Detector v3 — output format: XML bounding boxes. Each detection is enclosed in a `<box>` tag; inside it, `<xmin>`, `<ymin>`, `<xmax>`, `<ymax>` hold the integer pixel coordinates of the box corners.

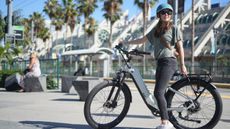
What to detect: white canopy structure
<box><xmin>62</xmin><ymin>47</ymin><xmax>114</xmax><ymax>77</ymax></box>
<box><xmin>62</xmin><ymin>47</ymin><xmax>113</xmax><ymax>56</ymax></box>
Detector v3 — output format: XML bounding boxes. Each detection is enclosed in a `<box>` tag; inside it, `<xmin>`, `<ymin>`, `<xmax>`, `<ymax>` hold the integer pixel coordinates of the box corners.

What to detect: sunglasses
<box><xmin>160</xmin><ymin>9</ymin><xmax>173</xmax><ymax>15</ymax></box>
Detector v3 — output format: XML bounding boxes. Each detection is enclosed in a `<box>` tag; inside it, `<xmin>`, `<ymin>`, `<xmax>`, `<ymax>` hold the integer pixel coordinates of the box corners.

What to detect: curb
<box><xmin>103</xmin><ymin>77</ymin><xmax>230</xmax><ymax>89</ymax></box>
<box><xmin>212</xmin><ymin>82</ymin><xmax>230</xmax><ymax>89</ymax></box>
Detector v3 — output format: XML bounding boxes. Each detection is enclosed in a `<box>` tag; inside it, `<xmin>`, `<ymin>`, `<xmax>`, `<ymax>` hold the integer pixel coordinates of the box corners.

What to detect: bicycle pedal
<box><xmin>151</xmin><ymin>109</ymin><xmax>160</xmax><ymax>117</ymax></box>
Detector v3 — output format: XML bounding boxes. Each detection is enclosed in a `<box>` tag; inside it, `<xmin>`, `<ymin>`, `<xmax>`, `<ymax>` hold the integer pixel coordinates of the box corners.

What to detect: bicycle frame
<box><xmin>123</xmin><ymin>64</ymin><xmax>159</xmax><ymax>109</ymax></box>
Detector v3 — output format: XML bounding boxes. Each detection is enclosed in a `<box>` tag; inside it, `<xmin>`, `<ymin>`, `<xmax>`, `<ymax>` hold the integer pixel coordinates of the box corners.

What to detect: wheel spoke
<box><xmin>168</xmin><ymin>81</ymin><xmax>221</xmax><ymax>129</ymax></box>
<box><xmin>85</xmin><ymin>82</ymin><xmax>130</xmax><ymax>128</ymax></box>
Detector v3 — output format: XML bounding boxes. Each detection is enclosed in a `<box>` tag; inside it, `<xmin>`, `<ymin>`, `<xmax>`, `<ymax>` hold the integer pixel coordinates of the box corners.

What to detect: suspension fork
<box><xmin>106</xmin><ymin>72</ymin><xmax>126</xmax><ymax>104</ymax></box>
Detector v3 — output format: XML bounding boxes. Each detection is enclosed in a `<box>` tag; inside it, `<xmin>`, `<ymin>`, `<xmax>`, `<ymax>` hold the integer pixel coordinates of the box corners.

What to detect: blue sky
<box><xmin>0</xmin><ymin>0</ymin><xmax>229</xmax><ymax>23</ymax></box>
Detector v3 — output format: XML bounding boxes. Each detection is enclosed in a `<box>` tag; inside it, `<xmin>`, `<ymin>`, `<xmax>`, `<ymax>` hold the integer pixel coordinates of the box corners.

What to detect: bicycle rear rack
<box><xmin>187</xmin><ymin>74</ymin><xmax>212</xmax><ymax>83</ymax></box>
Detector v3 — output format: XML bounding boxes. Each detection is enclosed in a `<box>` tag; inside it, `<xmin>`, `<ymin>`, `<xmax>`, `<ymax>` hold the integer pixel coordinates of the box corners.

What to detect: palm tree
<box><xmin>85</xmin><ymin>17</ymin><xmax>98</xmax><ymax>36</ymax></box>
<box><xmin>46</xmin><ymin>2</ymin><xmax>64</xmax><ymax>46</ymax></box>
<box><xmin>102</xmin><ymin>0</ymin><xmax>123</xmax><ymax>48</ymax></box>
<box><xmin>37</xmin><ymin>27</ymin><xmax>51</xmax><ymax>51</ymax></box>
<box><xmin>134</xmin><ymin>0</ymin><xmax>157</xmax><ymax>35</ymax></box>
<box><xmin>62</xmin><ymin>0</ymin><xmax>78</xmax><ymax>46</ymax></box>
<box><xmin>29</xmin><ymin>12</ymin><xmax>46</xmax><ymax>40</ymax></box>
<box><xmin>21</xmin><ymin>18</ymin><xmax>32</xmax><ymax>47</ymax></box>
<box><xmin>77</xmin><ymin>0</ymin><xmax>98</xmax><ymax>48</ymax></box>
<box><xmin>37</xmin><ymin>27</ymin><xmax>51</xmax><ymax>42</ymax></box>
<box><xmin>44</xmin><ymin>0</ymin><xmax>64</xmax><ymax>44</ymax></box>
<box><xmin>85</xmin><ymin>17</ymin><xmax>98</xmax><ymax>46</ymax></box>
<box><xmin>29</xmin><ymin>12</ymin><xmax>52</xmax><ymax>54</ymax></box>
<box><xmin>44</xmin><ymin>0</ymin><xmax>59</xmax><ymax>52</ymax></box>
<box><xmin>0</xmin><ymin>42</ymin><xmax>21</xmax><ymax>66</ymax></box>
<box><xmin>44</xmin><ymin>0</ymin><xmax>58</xmax><ymax>20</ymax></box>
<box><xmin>53</xmin><ymin>4</ymin><xmax>64</xmax><ymax>44</ymax></box>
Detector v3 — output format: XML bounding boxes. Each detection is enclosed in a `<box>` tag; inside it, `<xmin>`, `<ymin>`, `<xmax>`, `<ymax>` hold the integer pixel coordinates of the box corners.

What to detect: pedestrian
<box><xmin>19</xmin><ymin>52</ymin><xmax>41</xmax><ymax>92</ymax></box>
<box><xmin>120</xmin><ymin>3</ymin><xmax>187</xmax><ymax>129</ymax></box>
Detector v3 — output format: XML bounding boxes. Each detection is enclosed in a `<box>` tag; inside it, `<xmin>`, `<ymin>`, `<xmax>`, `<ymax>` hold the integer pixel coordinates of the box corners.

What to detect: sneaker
<box><xmin>156</xmin><ymin>122</ymin><xmax>174</xmax><ymax>129</ymax></box>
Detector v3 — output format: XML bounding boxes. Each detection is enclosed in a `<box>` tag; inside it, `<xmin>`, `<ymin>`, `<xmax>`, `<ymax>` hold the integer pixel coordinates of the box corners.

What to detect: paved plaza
<box><xmin>0</xmin><ymin>82</ymin><xmax>230</xmax><ymax>129</ymax></box>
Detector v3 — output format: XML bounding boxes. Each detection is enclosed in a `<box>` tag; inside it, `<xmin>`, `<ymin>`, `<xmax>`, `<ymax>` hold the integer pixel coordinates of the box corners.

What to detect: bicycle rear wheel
<box><xmin>166</xmin><ymin>78</ymin><xmax>223</xmax><ymax>129</ymax></box>
<box><xmin>84</xmin><ymin>81</ymin><xmax>131</xmax><ymax>129</ymax></box>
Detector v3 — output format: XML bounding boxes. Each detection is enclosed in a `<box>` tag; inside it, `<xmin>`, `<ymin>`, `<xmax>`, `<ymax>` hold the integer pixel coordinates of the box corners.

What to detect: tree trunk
<box><xmin>65</xmin><ymin>23</ymin><xmax>68</xmax><ymax>47</ymax></box>
<box><xmin>109</xmin><ymin>22</ymin><xmax>113</xmax><ymax>48</ymax></box>
<box><xmin>142</xmin><ymin>0</ymin><xmax>148</xmax><ymax>76</ymax></box>
<box><xmin>84</xmin><ymin>17</ymin><xmax>89</xmax><ymax>48</ymax></box>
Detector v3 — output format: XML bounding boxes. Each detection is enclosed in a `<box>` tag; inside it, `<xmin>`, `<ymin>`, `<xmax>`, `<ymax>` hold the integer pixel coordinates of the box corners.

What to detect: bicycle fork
<box><xmin>105</xmin><ymin>71</ymin><xmax>126</xmax><ymax>108</ymax></box>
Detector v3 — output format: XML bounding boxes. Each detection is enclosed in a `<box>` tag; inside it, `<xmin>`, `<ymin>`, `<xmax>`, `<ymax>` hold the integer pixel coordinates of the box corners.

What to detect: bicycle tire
<box><xmin>166</xmin><ymin>77</ymin><xmax>223</xmax><ymax>129</ymax></box>
<box><xmin>84</xmin><ymin>80</ymin><xmax>131</xmax><ymax>129</ymax></box>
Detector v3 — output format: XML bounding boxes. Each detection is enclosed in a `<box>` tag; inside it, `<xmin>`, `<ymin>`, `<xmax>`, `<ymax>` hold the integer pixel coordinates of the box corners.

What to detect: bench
<box><xmin>61</xmin><ymin>75</ymin><xmax>78</xmax><ymax>93</ymax></box>
<box><xmin>24</xmin><ymin>75</ymin><xmax>47</xmax><ymax>92</ymax></box>
<box><xmin>72</xmin><ymin>77</ymin><xmax>103</xmax><ymax>101</ymax></box>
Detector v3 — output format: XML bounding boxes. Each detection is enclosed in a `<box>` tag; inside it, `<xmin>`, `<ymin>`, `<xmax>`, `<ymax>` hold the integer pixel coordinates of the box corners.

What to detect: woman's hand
<box><xmin>172</xmin><ymin>48</ymin><xmax>179</xmax><ymax>57</ymax></box>
<box><xmin>180</xmin><ymin>65</ymin><xmax>188</xmax><ymax>75</ymax></box>
<box><xmin>118</xmin><ymin>39</ymin><xmax>125</xmax><ymax>45</ymax></box>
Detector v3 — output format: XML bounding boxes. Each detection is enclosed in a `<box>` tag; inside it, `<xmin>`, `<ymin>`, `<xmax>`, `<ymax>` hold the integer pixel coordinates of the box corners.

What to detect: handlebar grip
<box><xmin>138</xmin><ymin>51</ymin><xmax>151</xmax><ymax>55</ymax></box>
<box><xmin>131</xmin><ymin>49</ymin><xmax>150</xmax><ymax>55</ymax></box>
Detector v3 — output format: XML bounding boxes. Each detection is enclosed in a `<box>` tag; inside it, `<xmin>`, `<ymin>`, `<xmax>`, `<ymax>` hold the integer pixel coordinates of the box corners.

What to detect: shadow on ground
<box><xmin>52</xmin><ymin>98</ymin><xmax>80</xmax><ymax>102</ymax></box>
<box><xmin>20</xmin><ymin>121</ymin><xmax>153</xmax><ymax>129</ymax></box>
<box><xmin>220</xmin><ymin>118</ymin><xmax>230</xmax><ymax>123</ymax></box>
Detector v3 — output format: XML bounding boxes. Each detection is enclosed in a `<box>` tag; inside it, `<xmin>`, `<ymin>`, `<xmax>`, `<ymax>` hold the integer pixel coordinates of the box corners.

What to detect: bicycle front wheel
<box><xmin>166</xmin><ymin>78</ymin><xmax>223</xmax><ymax>129</ymax></box>
<box><xmin>84</xmin><ymin>80</ymin><xmax>131</xmax><ymax>129</ymax></box>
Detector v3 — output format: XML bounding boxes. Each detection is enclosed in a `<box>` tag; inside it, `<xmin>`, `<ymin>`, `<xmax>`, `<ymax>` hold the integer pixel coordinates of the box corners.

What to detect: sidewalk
<box><xmin>0</xmin><ymin>87</ymin><xmax>159</xmax><ymax>129</ymax></box>
<box><xmin>0</xmin><ymin>84</ymin><xmax>229</xmax><ymax>129</ymax></box>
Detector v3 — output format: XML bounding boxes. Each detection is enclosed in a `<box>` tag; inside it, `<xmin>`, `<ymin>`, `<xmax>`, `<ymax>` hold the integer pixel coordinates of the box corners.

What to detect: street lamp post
<box><xmin>6</xmin><ymin>0</ymin><xmax>13</xmax><ymax>35</ymax></box>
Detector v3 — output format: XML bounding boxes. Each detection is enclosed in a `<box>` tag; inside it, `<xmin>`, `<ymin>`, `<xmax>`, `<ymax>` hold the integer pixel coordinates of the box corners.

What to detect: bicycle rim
<box><xmin>85</xmin><ymin>82</ymin><xmax>131</xmax><ymax>128</ymax></box>
<box><xmin>168</xmin><ymin>81</ymin><xmax>222</xmax><ymax>129</ymax></box>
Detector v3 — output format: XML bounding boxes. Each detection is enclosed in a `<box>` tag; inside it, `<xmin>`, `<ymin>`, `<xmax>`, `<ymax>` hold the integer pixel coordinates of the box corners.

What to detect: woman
<box><xmin>25</xmin><ymin>52</ymin><xmax>41</xmax><ymax>77</ymax></box>
<box><xmin>19</xmin><ymin>52</ymin><xmax>41</xmax><ymax>92</ymax></box>
<box><xmin>122</xmin><ymin>3</ymin><xmax>187</xmax><ymax>129</ymax></box>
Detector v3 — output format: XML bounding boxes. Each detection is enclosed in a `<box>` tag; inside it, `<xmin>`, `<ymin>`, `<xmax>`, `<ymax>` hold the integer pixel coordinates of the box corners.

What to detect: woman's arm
<box><xmin>176</xmin><ymin>40</ymin><xmax>187</xmax><ymax>74</ymax></box>
<box><xmin>28</xmin><ymin>57</ymin><xmax>36</xmax><ymax>70</ymax></box>
<box><xmin>124</xmin><ymin>36</ymin><xmax>148</xmax><ymax>45</ymax></box>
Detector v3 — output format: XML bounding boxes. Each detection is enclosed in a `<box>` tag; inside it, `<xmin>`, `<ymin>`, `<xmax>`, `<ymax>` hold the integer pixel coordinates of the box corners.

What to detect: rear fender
<box><xmin>166</xmin><ymin>77</ymin><xmax>217</xmax><ymax>96</ymax></box>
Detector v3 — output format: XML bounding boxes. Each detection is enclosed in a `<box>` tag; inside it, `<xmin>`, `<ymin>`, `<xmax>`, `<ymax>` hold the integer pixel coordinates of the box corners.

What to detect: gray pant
<box><xmin>154</xmin><ymin>57</ymin><xmax>177</xmax><ymax>120</ymax></box>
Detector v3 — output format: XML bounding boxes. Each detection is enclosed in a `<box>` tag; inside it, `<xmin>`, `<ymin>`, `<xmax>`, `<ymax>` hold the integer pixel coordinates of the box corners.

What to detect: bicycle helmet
<box><xmin>156</xmin><ymin>3</ymin><xmax>173</xmax><ymax>14</ymax></box>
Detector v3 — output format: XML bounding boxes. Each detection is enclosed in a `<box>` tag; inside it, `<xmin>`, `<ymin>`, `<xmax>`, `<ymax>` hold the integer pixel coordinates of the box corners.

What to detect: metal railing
<box><xmin>1</xmin><ymin>59</ymin><xmax>230</xmax><ymax>83</ymax></box>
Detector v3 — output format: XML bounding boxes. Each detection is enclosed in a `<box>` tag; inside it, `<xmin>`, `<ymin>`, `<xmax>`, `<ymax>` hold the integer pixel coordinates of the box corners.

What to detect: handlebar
<box><xmin>115</xmin><ymin>44</ymin><xmax>150</xmax><ymax>57</ymax></box>
<box><xmin>129</xmin><ymin>49</ymin><xmax>151</xmax><ymax>56</ymax></box>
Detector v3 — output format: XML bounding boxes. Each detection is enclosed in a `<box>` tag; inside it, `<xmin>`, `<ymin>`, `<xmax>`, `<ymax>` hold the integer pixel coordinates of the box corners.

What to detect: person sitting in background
<box><xmin>19</xmin><ymin>52</ymin><xmax>41</xmax><ymax>92</ymax></box>
<box><xmin>24</xmin><ymin>52</ymin><xmax>41</xmax><ymax>77</ymax></box>
<box><xmin>74</xmin><ymin>66</ymin><xmax>85</xmax><ymax>76</ymax></box>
